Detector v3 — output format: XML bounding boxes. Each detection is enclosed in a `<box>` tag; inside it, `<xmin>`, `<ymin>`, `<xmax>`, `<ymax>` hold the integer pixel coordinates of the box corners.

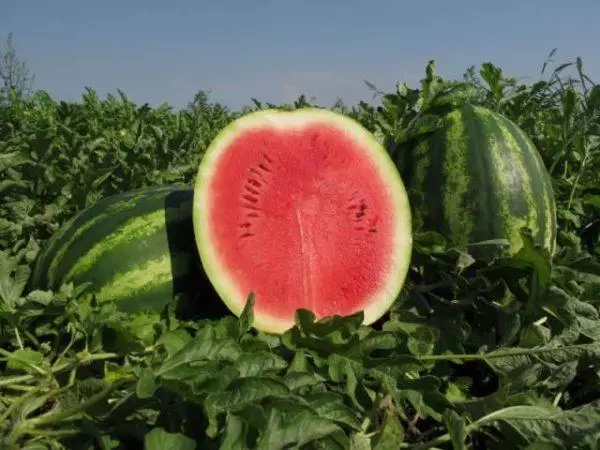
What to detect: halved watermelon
<box><xmin>193</xmin><ymin>108</ymin><xmax>413</xmax><ymax>334</ymax></box>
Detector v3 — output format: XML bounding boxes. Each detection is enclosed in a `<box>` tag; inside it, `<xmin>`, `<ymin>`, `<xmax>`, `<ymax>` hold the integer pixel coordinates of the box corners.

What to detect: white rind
<box><xmin>193</xmin><ymin>108</ymin><xmax>413</xmax><ymax>334</ymax></box>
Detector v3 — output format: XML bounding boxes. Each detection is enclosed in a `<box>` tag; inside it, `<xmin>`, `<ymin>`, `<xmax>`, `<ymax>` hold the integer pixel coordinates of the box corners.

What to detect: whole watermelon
<box><xmin>405</xmin><ymin>103</ymin><xmax>557</xmax><ymax>259</ymax></box>
<box><xmin>29</xmin><ymin>184</ymin><xmax>224</xmax><ymax>317</ymax></box>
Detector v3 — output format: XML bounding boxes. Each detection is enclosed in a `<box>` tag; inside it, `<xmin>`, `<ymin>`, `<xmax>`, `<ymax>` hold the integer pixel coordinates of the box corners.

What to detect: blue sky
<box><xmin>2</xmin><ymin>0</ymin><xmax>599</xmax><ymax>110</ymax></box>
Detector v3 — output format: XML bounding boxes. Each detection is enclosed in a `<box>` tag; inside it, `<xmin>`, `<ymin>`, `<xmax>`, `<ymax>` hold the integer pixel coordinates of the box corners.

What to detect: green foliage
<box><xmin>0</xmin><ymin>88</ymin><xmax>234</xmax><ymax>248</ymax></box>
<box><xmin>1</xmin><ymin>52</ymin><xmax>600</xmax><ymax>448</ymax></box>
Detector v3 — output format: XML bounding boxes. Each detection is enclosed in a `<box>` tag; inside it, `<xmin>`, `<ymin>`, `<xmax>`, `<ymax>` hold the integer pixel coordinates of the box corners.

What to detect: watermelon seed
<box><xmin>239</xmin><ymin>222</ymin><xmax>252</xmax><ymax>228</ymax></box>
<box><xmin>258</xmin><ymin>163</ymin><xmax>271</xmax><ymax>173</ymax></box>
<box><xmin>240</xmin><ymin>232</ymin><xmax>255</xmax><ymax>239</ymax></box>
<box><xmin>245</xmin><ymin>185</ymin><xmax>260</xmax><ymax>195</ymax></box>
<box><xmin>249</xmin><ymin>167</ymin><xmax>268</xmax><ymax>184</ymax></box>
<box><xmin>369</xmin><ymin>228</ymin><xmax>377</xmax><ymax>233</ymax></box>
<box><xmin>248</xmin><ymin>178</ymin><xmax>262</xmax><ymax>187</ymax></box>
<box><xmin>247</xmin><ymin>212</ymin><xmax>260</xmax><ymax>217</ymax></box>
<box><xmin>242</xmin><ymin>194</ymin><xmax>259</xmax><ymax>203</ymax></box>
<box><xmin>263</xmin><ymin>153</ymin><xmax>273</xmax><ymax>163</ymax></box>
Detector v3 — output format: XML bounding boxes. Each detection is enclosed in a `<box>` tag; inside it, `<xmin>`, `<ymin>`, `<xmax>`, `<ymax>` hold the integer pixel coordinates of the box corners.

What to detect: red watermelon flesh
<box><xmin>194</xmin><ymin>108</ymin><xmax>412</xmax><ymax>334</ymax></box>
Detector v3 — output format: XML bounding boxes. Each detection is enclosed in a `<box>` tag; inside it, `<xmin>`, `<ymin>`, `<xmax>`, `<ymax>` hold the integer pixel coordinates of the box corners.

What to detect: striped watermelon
<box><xmin>30</xmin><ymin>185</ymin><xmax>219</xmax><ymax>315</ymax></box>
<box><xmin>406</xmin><ymin>104</ymin><xmax>557</xmax><ymax>259</ymax></box>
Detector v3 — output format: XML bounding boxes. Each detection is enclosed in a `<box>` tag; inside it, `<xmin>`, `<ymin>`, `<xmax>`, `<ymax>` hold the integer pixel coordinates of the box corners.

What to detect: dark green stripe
<box><xmin>517</xmin><ymin>123</ymin><xmax>557</xmax><ymax>253</ymax></box>
<box><xmin>30</xmin><ymin>212</ymin><xmax>81</xmax><ymax>288</ymax></box>
<box><xmin>492</xmin><ymin>113</ymin><xmax>535</xmax><ymax>219</ymax></box>
<box><xmin>418</xmin><ymin>106</ymin><xmax>479</xmax><ymax>248</ymax></box>
<box><xmin>112</xmin><ymin>281</ymin><xmax>174</xmax><ymax>314</ymax></box>
<box><xmin>498</xmin><ymin>116</ymin><xmax>547</xmax><ymax>243</ymax></box>
<box><xmin>499</xmin><ymin>116</ymin><xmax>556</xmax><ymax>253</ymax></box>
<box><xmin>465</xmin><ymin>105</ymin><xmax>508</xmax><ymax>247</ymax></box>
<box><xmin>441</xmin><ymin>108</ymin><xmax>474</xmax><ymax>245</ymax></box>
<box><xmin>419</xmin><ymin>120</ymin><xmax>453</xmax><ymax>241</ymax></box>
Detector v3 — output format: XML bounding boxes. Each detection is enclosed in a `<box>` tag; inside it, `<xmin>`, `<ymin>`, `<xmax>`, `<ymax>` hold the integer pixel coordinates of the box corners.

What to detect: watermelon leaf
<box><xmin>442</xmin><ymin>409</ymin><xmax>468</xmax><ymax>450</ymax></box>
<box><xmin>144</xmin><ymin>427</ymin><xmax>196</xmax><ymax>450</ymax></box>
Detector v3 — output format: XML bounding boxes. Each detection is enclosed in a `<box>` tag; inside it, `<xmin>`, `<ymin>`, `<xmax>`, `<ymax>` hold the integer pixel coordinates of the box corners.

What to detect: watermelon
<box><xmin>30</xmin><ymin>185</ymin><xmax>223</xmax><ymax>316</ymax></box>
<box><xmin>405</xmin><ymin>104</ymin><xmax>557</xmax><ymax>258</ymax></box>
<box><xmin>193</xmin><ymin>108</ymin><xmax>413</xmax><ymax>334</ymax></box>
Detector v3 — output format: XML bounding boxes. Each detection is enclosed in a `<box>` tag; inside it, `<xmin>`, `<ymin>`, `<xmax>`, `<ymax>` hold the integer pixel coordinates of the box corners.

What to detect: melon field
<box><xmin>1</xmin><ymin>57</ymin><xmax>600</xmax><ymax>449</ymax></box>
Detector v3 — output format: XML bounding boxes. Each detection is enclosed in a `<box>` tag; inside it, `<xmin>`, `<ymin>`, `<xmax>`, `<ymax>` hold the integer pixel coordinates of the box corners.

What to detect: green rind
<box><xmin>30</xmin><ymin>185</ymin><xmax>176</xmax><ymax>289</ymax></box>
<box><xmin>410</xmin><ymin>104</ymin><xmax>557</xmax><ymax>259</ymax></box>
<box><xmin>30</xmin><ymin>185</ymin><xmax>202</xmax><ymax>313</ymax></box>
<box><xmin>193</xmin><ymin>107</ymin><xmax>413</xmax><ymax>334</ymax></box>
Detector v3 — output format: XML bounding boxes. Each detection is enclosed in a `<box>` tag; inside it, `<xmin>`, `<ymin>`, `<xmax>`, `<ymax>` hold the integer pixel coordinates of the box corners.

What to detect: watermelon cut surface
<box><xmin>193</xmin><ymin>108</ymin><xmax>413</xmax><ymax>334</ymax></box>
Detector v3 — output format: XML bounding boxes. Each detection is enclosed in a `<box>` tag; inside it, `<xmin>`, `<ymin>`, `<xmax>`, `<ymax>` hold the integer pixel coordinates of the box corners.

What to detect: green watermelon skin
<box><xmin>30</xmin><ymin>185</ymin><xmax>215</xmax><ymax>314</ymax></box>
<box><xmin>407</xmin><ymin>104</ymin><xmax>557</xmax><ymax>258</ymax></box>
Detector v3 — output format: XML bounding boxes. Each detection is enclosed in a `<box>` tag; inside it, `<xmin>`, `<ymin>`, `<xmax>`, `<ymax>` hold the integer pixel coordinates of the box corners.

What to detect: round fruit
<box><xmin>193</xmin><ymin>108</ymin><xmax>413</xmax><ymax>334</ymax></box>
<box><xmin>30</xmin><ymin>185</ymin><xmax>211</xmax><ymax>314</ymax></box>
<box><xmin>407</xmin><ymin>104</ymin><xmax>557</xmax><ymax>259</ymax></box>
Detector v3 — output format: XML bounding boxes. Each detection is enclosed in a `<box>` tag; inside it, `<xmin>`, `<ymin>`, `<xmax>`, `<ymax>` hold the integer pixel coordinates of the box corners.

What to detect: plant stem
<box><xmin>8</xmin><ymin>377</ymin><xmax>134</xmax><ymax>444</ymax></box>
<box><xmin>2</xmin><ymin>383</ymin><xmax>36</xmax><ymax>392</ymax></box>
<box><xmin>25</xmin><ymin>427</ymin><xmax>81</xmax><ymax>438</ymax></box>
<box><xmin>0</xmin><ymin>351</ymin><xmax>119</xmax><ymax>388</ymax></box>
<box><xmin>553</xmin><ymin>391</ymin><xmax>563</xmax><ymax>407</ymax></box>
<box><xmin>14</xmin><ymin>327</ymin><xmax>24</xmax><ymax>350</ymax></box>
<box><xmin>417</xmin><ymin>342</ymin><xmax>593</xmax><ymax>363</ymax></box>
<box><xmin>0</xmin><ymin>387</ymin><xmax>49</xmax><ymax>425</ymax></box>
<box><xmin>29</xmin><ymin>377</ymin><xmax>133</xmax><ymax>427</ymax></box>
<box><xmin>401</xmin><ymin>419</ymin><xmax>484</xmax><ymax>449</ymax></box>
<box><xmin>24</xmin><ymin>330</ymin><xmax>44</xmax><ymax>352</ymax></box>
<box><xmin>0</xmin><ymin>373</ymin><xmax>40</xmax><ymax>388</ymax></box>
